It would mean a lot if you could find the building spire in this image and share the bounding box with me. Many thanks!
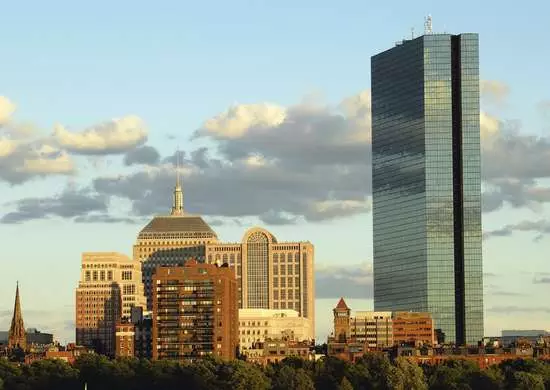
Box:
[171,148,184,216]
[8,281,27,350]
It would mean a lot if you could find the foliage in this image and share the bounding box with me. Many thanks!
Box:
[0,353,548,390]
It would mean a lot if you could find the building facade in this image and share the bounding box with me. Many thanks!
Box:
[75,252,145,356]
[152,262,238,361]
[371,32,483,345]
[206,228,315,337]
[115,322,135,358]
[238,309,313,350]
[392,311,435,346]
[328,299,435,360]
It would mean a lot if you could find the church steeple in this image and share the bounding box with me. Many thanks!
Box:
[8,281,27,350]
[170,149,184,216]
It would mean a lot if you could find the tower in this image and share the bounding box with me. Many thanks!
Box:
[8,282,27,350]
[371,31,483,345]
[333,298,351,343]
[171,149,184,216]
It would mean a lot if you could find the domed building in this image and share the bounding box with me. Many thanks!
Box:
[133,171,219,309]
[134,170,315,339]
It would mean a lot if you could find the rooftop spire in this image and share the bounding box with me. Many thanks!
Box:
[171,149,184,216]
[8,281,27,350]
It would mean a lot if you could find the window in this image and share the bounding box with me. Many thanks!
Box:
[107,270,113,281]
[122,271,132,280]
[100,271,106,281]
[93,271,98,281]
[123,284,136,295]
[85,271,91,282]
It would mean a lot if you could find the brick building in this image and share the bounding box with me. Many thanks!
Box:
[392,311,435,346]
[152,261,238,361]
[327,298,436,361]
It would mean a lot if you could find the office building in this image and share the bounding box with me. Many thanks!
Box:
[206,228,315,337]
[134,169,219,310]
[75,252,146,356]
[329,298,393,349]
[134,167,315,338]
[393,311,435,346]
[371,28,483,345]
[238,309,313,350]
[152,261,238,361]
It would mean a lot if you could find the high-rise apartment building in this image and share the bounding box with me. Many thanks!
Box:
[371,31,483,345]
[75,252,146,356]
[152,261,238,361]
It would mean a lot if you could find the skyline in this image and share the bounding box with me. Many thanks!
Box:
[1,0,550,344]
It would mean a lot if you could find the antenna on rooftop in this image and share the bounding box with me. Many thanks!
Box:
[411,27,415,39]
[424,14,433,34]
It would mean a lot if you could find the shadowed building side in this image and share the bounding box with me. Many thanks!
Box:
[76,252,145,357]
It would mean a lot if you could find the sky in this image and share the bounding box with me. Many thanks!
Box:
[1,0,549,344]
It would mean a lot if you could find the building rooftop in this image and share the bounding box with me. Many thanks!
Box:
[137,215,218,239]
[335,298,349,310]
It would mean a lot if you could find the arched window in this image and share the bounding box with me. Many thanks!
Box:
[246,231,269,308]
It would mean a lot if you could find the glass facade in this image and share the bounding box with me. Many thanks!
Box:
[371,33,483,345]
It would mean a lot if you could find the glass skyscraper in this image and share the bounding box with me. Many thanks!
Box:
[371,33,483,345]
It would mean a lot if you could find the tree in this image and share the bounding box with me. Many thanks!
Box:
[271,365,314,390]
[339,376,354,390]
[512,371,544,390]
[214,360,270,390]
[349,352,403,390]
[394,357,428,390]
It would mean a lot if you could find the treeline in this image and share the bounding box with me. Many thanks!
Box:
[0,353,549,390]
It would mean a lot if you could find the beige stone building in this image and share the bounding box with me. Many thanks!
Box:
[351,311,393,348]
[206,228,315,336]
[75,252,145,356]
[238,309,313,350]
[133,171,315,339]
[133,171,219,310]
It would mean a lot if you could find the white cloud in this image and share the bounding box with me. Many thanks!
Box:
[480,111,500,143]
[480,80,509,104]
[0,96,16,124]
[53,115,147,154]
[197,103,286,139]
[0,138,17,158]
[18,145,75,175]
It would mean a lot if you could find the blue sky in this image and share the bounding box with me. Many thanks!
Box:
[1,0,549,343]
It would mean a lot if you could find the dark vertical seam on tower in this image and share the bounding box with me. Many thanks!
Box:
[451,35,466,346]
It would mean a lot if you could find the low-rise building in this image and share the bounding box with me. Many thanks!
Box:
[245,339,314,365]
[327,298,436,361]
[392,311,435,346]
[115,322,135,358]
[238,309,313,351]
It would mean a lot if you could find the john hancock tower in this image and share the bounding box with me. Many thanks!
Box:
[371,26,483,345]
